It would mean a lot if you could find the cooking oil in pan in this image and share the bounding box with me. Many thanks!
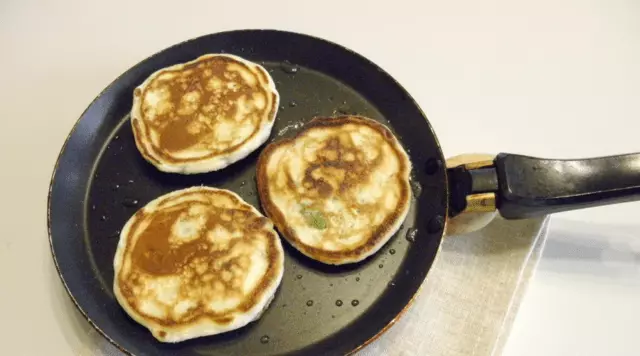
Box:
[406,227,418,242]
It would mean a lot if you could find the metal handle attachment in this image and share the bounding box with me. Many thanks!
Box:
[448,153,640,219]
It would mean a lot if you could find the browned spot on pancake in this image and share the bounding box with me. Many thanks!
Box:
[158,331,166,338]
[247,217,270,230]
[156,116,202,153]
[131,55,278,165]
[214,316,233,325]
[116,188,283,327]
[134,88,141,97]
[256,116,411,264]
[314,179,333,198]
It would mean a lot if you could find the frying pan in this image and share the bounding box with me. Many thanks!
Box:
[48,30,640,356]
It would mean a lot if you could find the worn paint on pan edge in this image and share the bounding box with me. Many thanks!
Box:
[47,28,448,356]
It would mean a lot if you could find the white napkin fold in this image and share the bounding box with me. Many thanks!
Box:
[358,217,549,356]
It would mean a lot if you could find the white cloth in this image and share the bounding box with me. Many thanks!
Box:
[359,217,549,356]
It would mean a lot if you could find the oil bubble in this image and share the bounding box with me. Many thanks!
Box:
[281,61,299,74]
[406,228,418,242]
[122,198,139,207]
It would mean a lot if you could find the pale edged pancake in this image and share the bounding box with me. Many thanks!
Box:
[131,54,279,174]
[257,116,411,265]
[113,187,284,342]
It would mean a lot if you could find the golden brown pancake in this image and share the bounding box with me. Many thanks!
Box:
[257,116,412,265]
[113,187,284,342]
[131,54,279,174]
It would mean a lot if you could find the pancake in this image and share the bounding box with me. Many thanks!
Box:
[113,187,284,342]
[256,116,412,265]
[131,54,279,174]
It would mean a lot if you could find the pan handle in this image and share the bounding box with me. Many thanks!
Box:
[448,153,640,219]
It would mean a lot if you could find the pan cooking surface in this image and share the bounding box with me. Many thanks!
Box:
[49,30,447,355]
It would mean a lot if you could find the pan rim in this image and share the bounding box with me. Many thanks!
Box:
[47,28,448,356]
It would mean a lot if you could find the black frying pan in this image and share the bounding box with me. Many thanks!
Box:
[48,30,640,356]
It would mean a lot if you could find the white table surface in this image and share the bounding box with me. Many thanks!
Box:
[2,0,639,355]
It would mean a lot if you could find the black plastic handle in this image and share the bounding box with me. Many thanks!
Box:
[495,153,640,219]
